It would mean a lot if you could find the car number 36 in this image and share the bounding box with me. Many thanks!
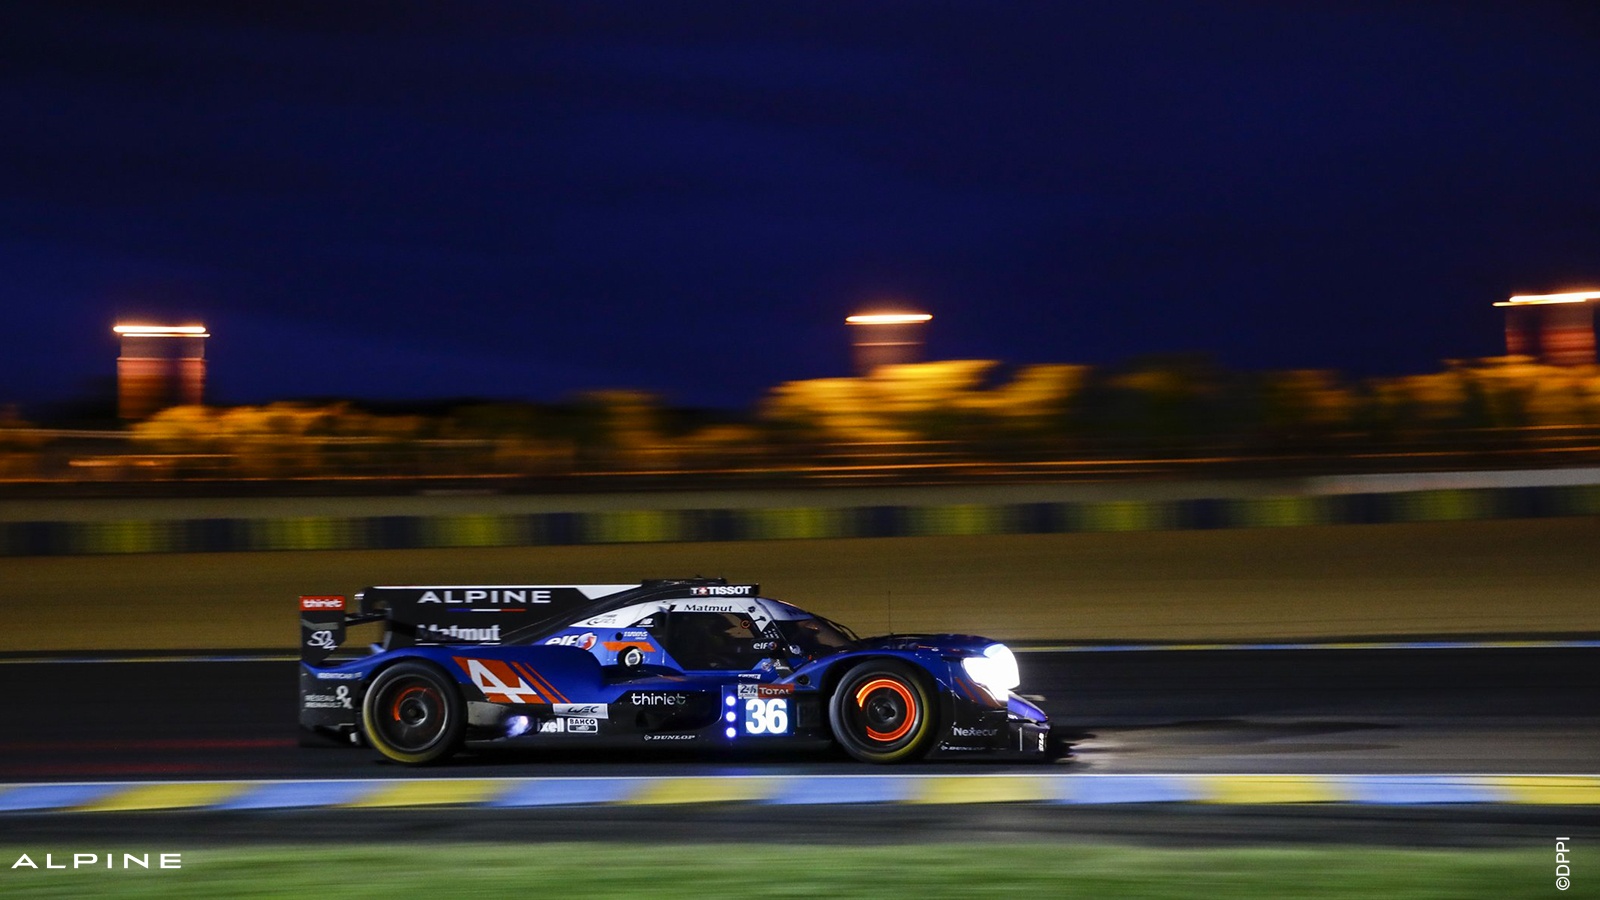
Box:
[743,697,789,734]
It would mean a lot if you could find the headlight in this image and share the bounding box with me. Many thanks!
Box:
[961,643,1019,704]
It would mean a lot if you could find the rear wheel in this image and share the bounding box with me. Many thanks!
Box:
[362,661,465,765]
[828,660,938,764]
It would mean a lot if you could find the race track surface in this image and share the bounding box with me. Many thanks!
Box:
[4,646,1595,782]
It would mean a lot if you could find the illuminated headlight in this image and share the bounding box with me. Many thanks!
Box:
[961,644,1019,703]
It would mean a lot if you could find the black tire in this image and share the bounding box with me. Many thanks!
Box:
[828,660,939,764]
[361,661,465,765]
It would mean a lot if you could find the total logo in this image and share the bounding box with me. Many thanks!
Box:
[737,683,796,699]
[544,632,597,650]
[627,692,688,707]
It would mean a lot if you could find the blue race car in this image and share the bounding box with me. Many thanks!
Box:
[299,578,1053,765]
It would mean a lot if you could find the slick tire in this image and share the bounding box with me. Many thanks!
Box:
[828,660,938,764]
[361,661,466,766]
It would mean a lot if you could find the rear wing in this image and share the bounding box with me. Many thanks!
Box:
[298,584,640,663]
[299,595,379,665]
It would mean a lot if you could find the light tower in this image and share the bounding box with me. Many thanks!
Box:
[845,312,932,375]
[1493,292,1600,366]
[113,323,209,419]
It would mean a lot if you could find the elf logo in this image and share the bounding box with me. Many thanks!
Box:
[544,632,597,650]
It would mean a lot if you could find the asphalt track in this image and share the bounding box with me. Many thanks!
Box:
[3,646,1595,782]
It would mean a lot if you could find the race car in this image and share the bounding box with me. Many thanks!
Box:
[299,577,1054,765]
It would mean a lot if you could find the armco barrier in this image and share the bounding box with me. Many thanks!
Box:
[1,774,1597,812]
[2,484,1599,557]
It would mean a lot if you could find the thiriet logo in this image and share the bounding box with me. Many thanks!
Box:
[627,692,688,706]
[9,852,183,871]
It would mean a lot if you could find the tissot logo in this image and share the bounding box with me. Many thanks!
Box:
[627,692,688,707]
[689,585,754,596]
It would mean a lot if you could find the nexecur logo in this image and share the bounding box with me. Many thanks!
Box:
[10,852,182,871]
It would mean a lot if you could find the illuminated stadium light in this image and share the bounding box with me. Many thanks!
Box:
[845,313,933,325]
[1495,292,1599,365]
[113,322,210,419]
[846,310,932,374]
[113,323,211,337]
[1493,292,1600,308]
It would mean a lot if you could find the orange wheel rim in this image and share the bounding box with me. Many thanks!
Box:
[855,677,917,743]
[391,685,432,721]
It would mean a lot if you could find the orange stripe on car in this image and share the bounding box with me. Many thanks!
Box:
[516,662,568,704]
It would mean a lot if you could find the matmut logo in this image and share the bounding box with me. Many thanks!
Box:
[299,596,345,611]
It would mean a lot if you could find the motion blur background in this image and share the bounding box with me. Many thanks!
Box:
[2,4,1597,897]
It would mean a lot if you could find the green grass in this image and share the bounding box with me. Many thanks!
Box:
[0,842,1558,899]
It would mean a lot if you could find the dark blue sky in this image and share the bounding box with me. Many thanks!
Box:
[4,2,1598,410]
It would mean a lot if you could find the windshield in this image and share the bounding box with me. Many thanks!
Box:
[775,615,859,656]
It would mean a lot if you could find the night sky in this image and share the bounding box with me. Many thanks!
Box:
[4,2,1599,412]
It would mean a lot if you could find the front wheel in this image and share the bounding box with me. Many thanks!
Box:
[828,660,938,764]
[362,661,465,765]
